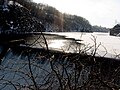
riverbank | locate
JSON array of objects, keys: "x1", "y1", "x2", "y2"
[{"x1": 0, "y1": 45, "x2": 120, "y2": 89}]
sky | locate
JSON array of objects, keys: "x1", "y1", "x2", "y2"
[{"x1": 33, "y1": 0, "x2": 120, "y2": 28}]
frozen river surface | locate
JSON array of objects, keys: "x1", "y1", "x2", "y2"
[
  {"x1": 22, "y1": 32, "x2": 120, "y2": 59},
  {"x1": 44, "y1": 32, "x2": 120, "y2": 59}
]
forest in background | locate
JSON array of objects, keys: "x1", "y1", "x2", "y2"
[{"x1": 0, "y1": 0, "x2": 108, "y2": 32}]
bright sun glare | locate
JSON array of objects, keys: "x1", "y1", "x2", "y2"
[
  {"x1": 33, "y1": 0, "x2": 120, "y2": 28},
  {"x1": 48, "y1": 40, "x2": 65, "y2": 49}
]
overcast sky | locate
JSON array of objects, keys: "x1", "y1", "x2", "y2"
[{"x1": 33, "y1": 0, "x2": 120, "y2": 28}]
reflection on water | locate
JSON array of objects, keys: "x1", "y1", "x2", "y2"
[
  {"x1": 48, "y1": 40, "x2": 65, "y2": 49},
  {"x1": 47, "y1": 32, "x2": 120, "y2": 59},
  {"x1": 23, "y1": 33, "x2": 82, "y2": 53},
  {"x1": 22, "y1": 32, "x2": 120, "y2": 59}
]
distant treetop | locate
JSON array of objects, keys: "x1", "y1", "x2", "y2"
[{"x1": 0, "y1": 0, "x2": 93, "y2": 32}]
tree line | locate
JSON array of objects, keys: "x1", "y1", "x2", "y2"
[{"x1": 0, "y1": 0, "x2": 108, "y2": 32}]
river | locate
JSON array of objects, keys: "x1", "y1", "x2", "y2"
[{"x1": 42, "y1": 32, "x2": 120, "y2": 59}]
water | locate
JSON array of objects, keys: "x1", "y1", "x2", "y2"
[
  {"x1": 22, "y1": 32, "x2": 81, "y2": 53},
  {"x1": 18, "y1": 32, "x2": 120, "y2": 59},
  {"x1": 44, "y1": 32, "x2": 120, "y2": 59}
]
